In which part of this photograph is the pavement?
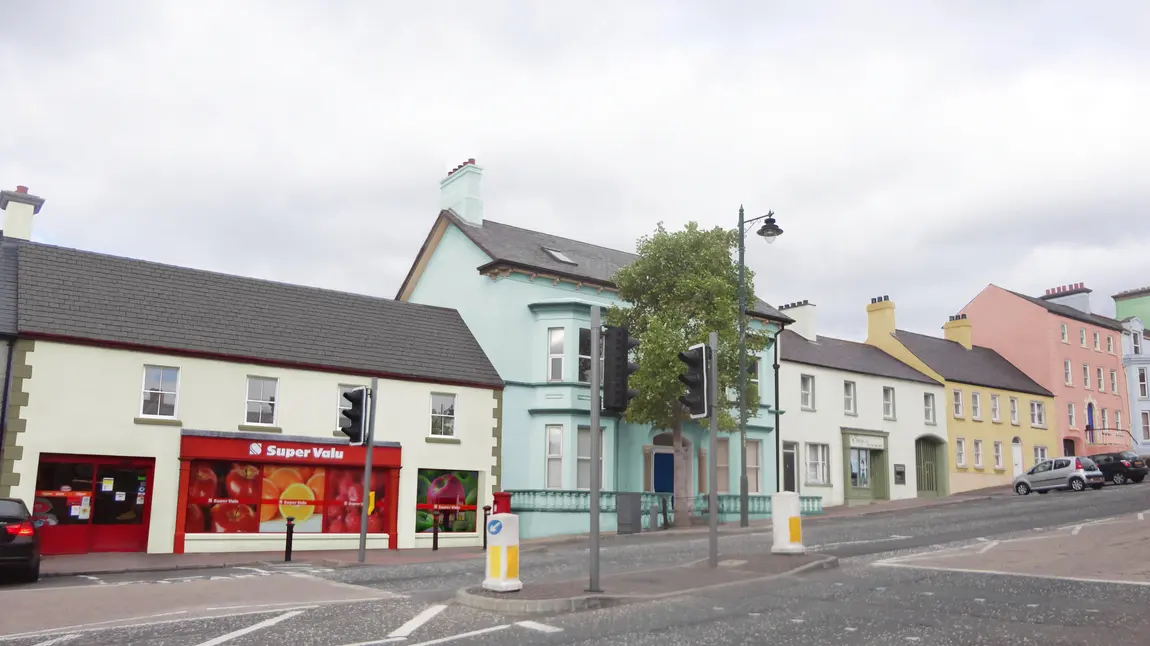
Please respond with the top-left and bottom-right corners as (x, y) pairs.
(3, 482), (1148, 644)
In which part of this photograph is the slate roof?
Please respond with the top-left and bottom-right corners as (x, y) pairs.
(1004, 288), (1123, 332)
(1, 237), (503, 388)
(427, 211), (791, 323)
(893, 330), (1053, 397)
(779, 330), (937, 385)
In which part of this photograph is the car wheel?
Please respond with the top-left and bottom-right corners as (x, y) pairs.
(1015, 482), (1031, 495)
(1070, 477), (1085, 492)
(1113, 472), (1126, 485)
(18, 559), (39, 583)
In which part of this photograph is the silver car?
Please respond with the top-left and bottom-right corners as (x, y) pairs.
(1013, 456), (1105, 495)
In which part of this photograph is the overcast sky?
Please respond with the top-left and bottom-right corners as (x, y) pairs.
(1, 1), (1147, 341)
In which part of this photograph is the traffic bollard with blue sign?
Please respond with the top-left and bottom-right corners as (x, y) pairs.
(482, 513), (522, 592)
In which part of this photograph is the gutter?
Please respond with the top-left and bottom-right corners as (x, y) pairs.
(0, 337), (12, 451)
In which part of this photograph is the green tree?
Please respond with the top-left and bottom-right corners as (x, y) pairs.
(605, 222), (774, 522)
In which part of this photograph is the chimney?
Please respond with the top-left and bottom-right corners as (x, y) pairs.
(0, 185), (45, 240)
(865, 295), (895, 345)
(943, 313), (973, 350)
(1038, 282), (1092, 314)
(778, 300), (817, 340)
(439, 158), (483, 225)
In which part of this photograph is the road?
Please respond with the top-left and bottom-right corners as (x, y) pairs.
(2, 483), (1148, 644)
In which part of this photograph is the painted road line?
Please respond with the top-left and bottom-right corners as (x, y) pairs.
(205, 598), (384, 611)
(405, 625), (511, 645)
(0, 607), (317, 642)
(192, 610), (304, 646)
(977, 540), (999, 554)
(29, 635), (79, 646)
(516, 620), (563, 633)
(0, 611), (189, 640)
(1072, 524), (1083, 535)
(389, 605), (448, 638)
(873, 561), (1150, 586)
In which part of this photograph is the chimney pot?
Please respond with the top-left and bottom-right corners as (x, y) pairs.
(15, 185), (27, 194)
(467, 158), (476, 164)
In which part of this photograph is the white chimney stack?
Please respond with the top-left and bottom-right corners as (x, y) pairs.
(439, 158), (483, 225)
(0, 185), (44, 240)
(779, 300), (817, 340)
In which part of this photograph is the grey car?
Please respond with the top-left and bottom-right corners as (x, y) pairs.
(1013, 456), (1105, 495)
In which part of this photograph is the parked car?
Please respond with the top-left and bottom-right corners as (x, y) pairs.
(0, 498), (41, 582)
(1013, 456), (1105, 495)
(1086, 451), (1148, 485)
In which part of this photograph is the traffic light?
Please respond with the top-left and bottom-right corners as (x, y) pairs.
(603, 325), (640, 413)
(678, 343), (709, 419)
(339, 387), (368, 445)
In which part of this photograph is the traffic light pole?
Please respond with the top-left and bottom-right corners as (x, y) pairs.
(588, 305), (602, 592)
(708, 331), (720, 568)
(357, 377), (378, 564)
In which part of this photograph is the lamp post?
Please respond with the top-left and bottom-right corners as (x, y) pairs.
(737, 205), (783, 527)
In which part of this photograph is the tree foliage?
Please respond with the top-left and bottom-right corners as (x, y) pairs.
(605, 221), (774, 432)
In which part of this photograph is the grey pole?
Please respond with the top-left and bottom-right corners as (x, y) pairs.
(357, 377), (378, 563)
(737, 205), (749, 527)
(708, 331), (720, 567)
(588, 306), (603, 592)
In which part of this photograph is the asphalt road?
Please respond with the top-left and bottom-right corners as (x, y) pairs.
(2, 483), (1147, 644)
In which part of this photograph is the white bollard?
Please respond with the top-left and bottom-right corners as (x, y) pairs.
(482, 513), (523, 592)
(771, 492), (806, 554)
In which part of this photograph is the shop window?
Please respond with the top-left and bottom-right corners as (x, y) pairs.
(245, 377), (278, 425)
(184, 460), (388, 534)
(415, 469), (480, 533)
(849, 448), (870, 487)
(33, 462), (95, 526)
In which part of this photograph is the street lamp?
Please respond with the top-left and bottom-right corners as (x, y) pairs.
(737, 206), (783, 527)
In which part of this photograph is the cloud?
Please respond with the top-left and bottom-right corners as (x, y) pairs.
(1, 0), (1148, 344)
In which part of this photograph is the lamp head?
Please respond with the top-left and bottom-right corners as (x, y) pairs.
(756, 211), (782, 243)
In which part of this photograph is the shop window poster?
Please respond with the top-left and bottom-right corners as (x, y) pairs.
(185, 461), (388, 534)
(415, 469), (479, 533)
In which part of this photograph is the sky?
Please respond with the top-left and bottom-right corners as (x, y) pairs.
(1, 1), (1148, 341)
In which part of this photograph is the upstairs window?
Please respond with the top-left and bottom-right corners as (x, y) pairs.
(1093, 332), (1101, 351)
(1107, 336), (1114, 353)
(542, 247), (576, 264)
(882, 386), (896, 420)
(1082, 364), (1090, 389)
(245, 377), (277, 426)
(578, 328), (603, 383)
(801, 375), (816, 410)
(141, 366), (179, 418)
(843, 381), (857, 415)
(1060, 324), (1068, 343)
(548, 328), (564, 381)
(924, 393), (936, 424)
(990, 394), (1001, 422)
(1063, 360), (1072, 385)
(1080, 328), (1087, 347)
(1010, 397), (1019, 424)
(1135, 333), (1143, 355)
(1030, 400), (1046, 427)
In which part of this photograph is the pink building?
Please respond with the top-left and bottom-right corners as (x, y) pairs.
(959, 283), (1130, 457)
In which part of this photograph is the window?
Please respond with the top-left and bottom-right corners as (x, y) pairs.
(430, 393), (456, 436)
(883, 386), (896, 419)
(141, 365), (179, 417)
(1140, 368), (1149, 398)
(1110, 370), (1118, 393)
(1093, 332), (1100, 350)
(1010, 397), (1019, 424)
(806, 443), (830, 485)
(993, 441), (1004, 469)
(545, 425), (563, 488)
(956, 438), (966, 467)
(952, 389), (964, 417)
(1116, 410), (1122, 431)
(1082, 364), (1090, 389)
(924, 393), (936, 424)
(849, 448), (870, 487)
(1143, 411), (1150, 441)
(1097, 367), (1105, 392)
(1080, 328), (1087, 346)
(1101, 408), (1108, 432)
(1107, 336), (1114, 353)
(577, 426), (604, 489)
(990, 394), (1001, 422)
(746, 440), (762, 493)
(716, 439), (730, 493)
(1034, 445), (1048, 462)
(800, 375), (815, 410)
(1135, 333), (1143, 355)
(971, 392), (981, 420)
(245, 377), (277, 425)
(577, 328), (602, 383)
(1060, 323), (1068, 343)
(1068, 402), (1076, 428)
(748, 358), (761, 398)
(1030, 400), (1046, 427)
(547, 328), (564, 381)
(973, 440), (983, 468)
(843, 381), (857, 415)
(1064, 360), (1073, 385)
(543, 247), (575, 264)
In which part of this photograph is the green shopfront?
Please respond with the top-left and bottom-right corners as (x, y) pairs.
(842, 429), (890, 505)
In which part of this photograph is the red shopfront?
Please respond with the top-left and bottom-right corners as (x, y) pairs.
(33, 454), (158, 556)
(175, 431), (402, 553)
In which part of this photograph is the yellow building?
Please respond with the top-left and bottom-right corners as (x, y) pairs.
(864, 296), (1058, 494)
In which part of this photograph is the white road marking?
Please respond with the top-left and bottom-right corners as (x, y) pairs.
(1139, 512), (1145, 521)
(76, 575), (106, 585)
(1072, 525), (1083, 535)
(389, 605), (447, 638)
(0, 611), (189, 640)
(205, 599), (381, 611)
(1027, 604), (1039, 608)
(406, 625), (510, 645)
(0, 607), (321, 642)
(975, 537), (988, 542)
(975, 598), (985, 602)
(790, 619), (804, 623)
(29, 635), (79, 646)
(977, 540), (999, 554)
(516, 621), (563, 633)
(192, 610), (303, 646)
(874, 561), (1150, 586)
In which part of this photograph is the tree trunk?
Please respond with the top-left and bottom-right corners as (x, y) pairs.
(672, 418), (691, 527)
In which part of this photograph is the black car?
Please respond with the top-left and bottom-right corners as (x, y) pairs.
(0, 498), (41, 582)
(1086, 451), (1148, 485)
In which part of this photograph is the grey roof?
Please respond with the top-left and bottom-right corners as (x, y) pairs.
(1005, 288), (1123, 332)
(433, 211), (791, 323)
(780, 330), (937, 385)
(5, 237), (502, 388)
(893, 330), (1053, 397)
(1114, 285), (1150, 301)
(0, 239), (16, 337)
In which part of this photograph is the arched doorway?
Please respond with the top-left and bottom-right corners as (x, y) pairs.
(1063, 438), (1076, 456)
(914, 436), (945, 498)
(1011, 437), (1024, 477)
(648, 433), (692, 494)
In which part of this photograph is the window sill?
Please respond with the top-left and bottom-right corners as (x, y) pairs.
(883, 416), (897, 422)
(801, 407), (816, 412)
(135, 417), (182, 427)
(1011, 422), (1021, 426)
(991, 418), (1002, 424)
(955, 464), (968, 470)
(1030, 425), (1049, 430)
(238, 424), (282, 433)
(844, 411), (858, 417)
(994, 467), (1005, 472)
(803, 482), (834, 488)
(425, 435), (462, 445)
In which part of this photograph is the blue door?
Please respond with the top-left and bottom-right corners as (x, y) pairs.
(653, 453), (674, 493)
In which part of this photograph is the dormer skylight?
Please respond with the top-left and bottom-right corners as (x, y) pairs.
(542, 247), (576, 264)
